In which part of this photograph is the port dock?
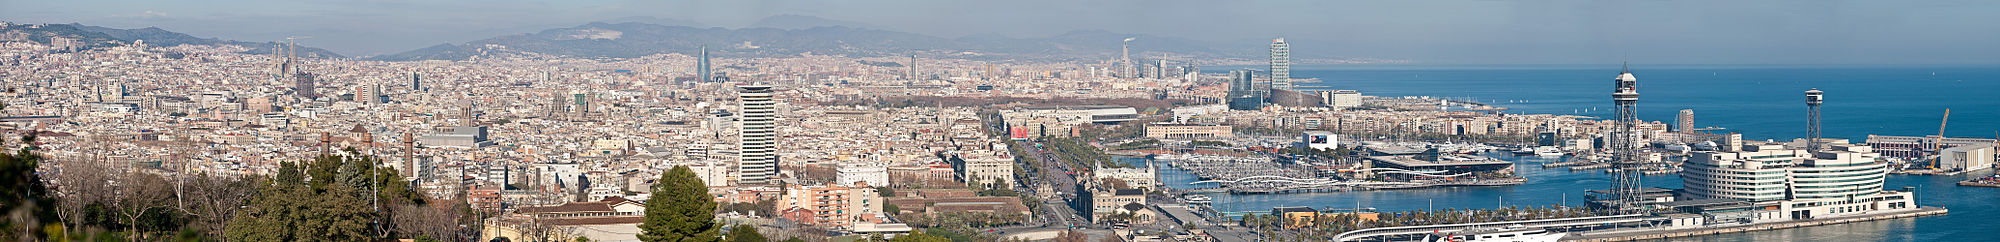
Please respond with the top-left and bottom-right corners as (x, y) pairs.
(1894, 169), (1977, 176)
(1958, 176), (2000, 188)
(1165, 153), (1526, 195)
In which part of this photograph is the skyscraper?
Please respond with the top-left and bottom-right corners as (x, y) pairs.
(737, 85), (778, 185)
(411, 73), (423, 92)
(698, 45), (712, 83)
(1270, 38), (1292, 90)
(1121, 38), (1135, 78)
(1228, 70), (1263, 110)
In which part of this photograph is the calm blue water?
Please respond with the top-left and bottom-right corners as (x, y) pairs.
(1151, 155), (1679, 216)
(1153, 154), (1990, 241)
(1179, 65), (2000, 241)
(1290, 64), (2000, 141)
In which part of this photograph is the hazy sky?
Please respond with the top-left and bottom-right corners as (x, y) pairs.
(4, 0), (1996, 64)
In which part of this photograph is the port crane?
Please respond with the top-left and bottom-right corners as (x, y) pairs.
(1929, 109), (1949, 170)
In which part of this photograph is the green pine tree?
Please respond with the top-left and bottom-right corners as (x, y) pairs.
(726, 224), (766, 242)
(0, 131), (56, 239)
(225, 169), (304, 241)
(307, 185), (374, 241)
(639, 166), (719, 242)
(226, 154), (408, 241)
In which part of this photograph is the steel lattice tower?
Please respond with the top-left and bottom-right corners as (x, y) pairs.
(1806, 89), (1824, 152)
(1611, 64), (1643, 211)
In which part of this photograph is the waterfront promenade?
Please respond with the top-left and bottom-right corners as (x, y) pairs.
(1333, 214), (1658, 241)
(1565, 207), (1948, 241)
(1326, 207), (1947, 242)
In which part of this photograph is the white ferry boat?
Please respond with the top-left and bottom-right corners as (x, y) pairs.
(1421, 225), (1565, 242)
(1533, 147), (1565, 157)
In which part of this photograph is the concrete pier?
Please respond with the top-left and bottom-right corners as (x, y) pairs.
(1564, 207), (1948, 241)
(1958, 180), (2000, 188)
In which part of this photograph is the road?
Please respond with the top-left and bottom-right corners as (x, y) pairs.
(1029, 141), (1087, 225)
(995, 140), (1094, 236)
(1026, 142), (1080, 196)
(1003, 139), (1251, 240)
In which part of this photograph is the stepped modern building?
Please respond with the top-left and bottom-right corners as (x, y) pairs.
(1662, 89), (1919, 225)
(1679, 140), (1914, 220)
(737, 85), (778, 185)
(1227, 70), (1262, 110)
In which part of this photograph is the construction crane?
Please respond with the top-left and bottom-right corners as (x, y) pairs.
(1931, 109), (1949, 170)
(1938, 109), (1950, 138)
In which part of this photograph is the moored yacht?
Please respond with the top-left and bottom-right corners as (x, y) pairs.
(1511, 147), (1537, 155)
(1182, 194), (1212, 205)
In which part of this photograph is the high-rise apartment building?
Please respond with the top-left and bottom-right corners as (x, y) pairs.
(293, 72), (317, 99)
(1676, 109), (1695, 133)
(356, 83), (382, 104)
(737, 85), (777, 185)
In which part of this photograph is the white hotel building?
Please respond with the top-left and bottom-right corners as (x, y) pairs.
(1680, 140), (1917, 220)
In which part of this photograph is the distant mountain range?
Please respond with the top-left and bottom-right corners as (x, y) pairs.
(369, 16), (1253, 61)
(369, 22), (957, 61)
(0, 22), (344, 58)
(745, 14), (886, 30)
(9, 16), (1271, 62)
(74, 25), (344, 58)
(0, 23), (123, 49)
